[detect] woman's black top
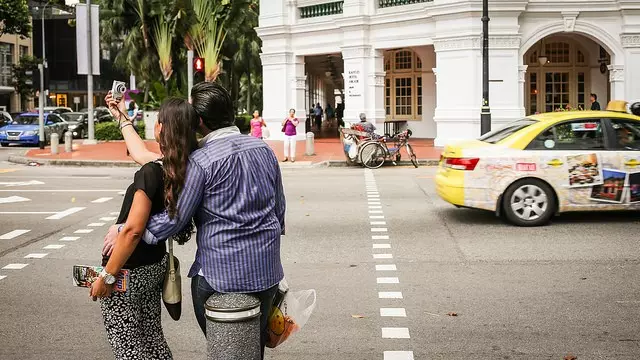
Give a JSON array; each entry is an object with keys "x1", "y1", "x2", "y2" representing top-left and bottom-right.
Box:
[{"x1": 102, "y1": 161, "x2": 166, "y2": 269}]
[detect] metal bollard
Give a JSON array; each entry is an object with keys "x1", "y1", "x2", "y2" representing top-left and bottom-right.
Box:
[
  {"x1": 305, "y1": 132, "x2": 315, "y2": 156},
  {"x1": 205, "y1": 293, "x2": 261, "y2": 360},
  {"x1": 50, "y1": 133, "x2": 59, "y2": 154},
  {"x1": 64, "y1": 132, "x2": 73, "y2": 153}
]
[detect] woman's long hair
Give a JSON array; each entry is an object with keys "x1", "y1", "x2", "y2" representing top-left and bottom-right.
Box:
[{"x1": 157, "y1": 98, "x2": 199, "y2": 244}]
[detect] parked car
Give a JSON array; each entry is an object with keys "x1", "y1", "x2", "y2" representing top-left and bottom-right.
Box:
[
  {"x1": 44, "y1": 106, "x2": 73, "y2": 114},
  {"x1": 0, "y1": 111, "x2": 12, "y2": 128},
  {"x1": 61, "y1": 112, "x2": 90, "y2": 139},
  {"x1": 436, "y1": 100, "x2": 640, "y2": 226},
  {"x1": 0, "y1": 112, "x2": 69, "y2": 147},
  {"x1": 80, "y1": 107, "x2": 114, "y2": 122}
]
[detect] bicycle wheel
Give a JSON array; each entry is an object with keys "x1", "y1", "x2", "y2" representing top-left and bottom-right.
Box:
[
  {"x1": 406, "y1": 143, "x2": 418, "y2": 168},
  {"x1": 359, "y1": 142, "x2": 386, "y2": 169}
]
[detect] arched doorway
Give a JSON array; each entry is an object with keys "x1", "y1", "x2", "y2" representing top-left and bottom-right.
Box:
[{"x1": 523, "y1": 34, "x2": 611, "y2": 115}]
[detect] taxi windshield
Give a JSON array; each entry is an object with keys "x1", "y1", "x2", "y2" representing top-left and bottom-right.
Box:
[{"x1": 479, "y1": 118, "x2": 537, "y2": 144}]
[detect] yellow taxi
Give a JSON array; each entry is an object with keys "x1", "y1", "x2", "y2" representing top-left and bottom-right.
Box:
[{"x1": 436, "y1": 100, "x2": 640, "y2": 226}]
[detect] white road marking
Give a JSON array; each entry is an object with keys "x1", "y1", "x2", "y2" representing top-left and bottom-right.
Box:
[
  {"x1": 368, "y1": 202, "x2": 381, "y2": 205},
  {"x1": 377, "y1": 277, "x2": 399, "y2": 284},
  {"x1": 88, "y1": 223, "x2": 105, "y2": 227},
  {"x1": 371, "y1": 228, "x2": 388, "y2": 232},
  {"x1": 373, "y1": 244, "x2": 391, "y2": 249},
  {"x1": 118, "y1": 191, "x2": 126, "y2": 195},
  {"x1": 373, "y1": 254, "x2": 393, "y2": 259},
  {"x1": 74, "y1": 229, "x2": 93, "y2": 234},
  {"x1": 380, "y1": 308, "x2": 407, "y2": 317},
  {"x1": 109, "y1": 212, "x2": 119, "y2": 216},
  {"x1": 59, "y1": 236, "x2": 80, "y2": 241},
  {"x1": 0, "y1": 211, "x2": 56, "y2": 215},
  {"x1": 371, "y1": 221, "x2": 386, "y2": 225},
  {"x1": 46, "y1": 207, "x2": 86, "y2": 220},
  {"x1": 381, "y1": 328, "x2": 410, "y2": 339},
  {"x1": 369, "y1": 206, "x2": 382, "y2": 209},
  {"x1": 384, "y1": 351, "x2": 414, "y2": 360},
  {"x1": 2, "y1": 263, "x2": 28, "y2": 270},
  {"x1": 376, "y1": 264, "x2": 397, "y2": 271},
  {"x1": 370, "y1": 215, "x2": 385, "y2": 219},
  {"x1": 0, "y1": 196, "x2": 31, "y2": 204},
  {"x1": 0, "y1": 275, "x2": 5, "y2": 281},
  {"x1": 100, "y1": 217, "x2": 117, "y2": 221},
  {"x1": 43, "y1": 244, "x2": 65, "y2": 249},
  {"x1": 372, "y1": 235, "x2": 389, "y2": 240},
  {"x1": 368, "y1": 195, "x2": 380, "y2": 198},
  {"x1": 369, "y1": 210, "x2": 383, "y2": 214},
  {"x1": 379, "y1": 291, "x2": 403, "y2": 299},
  {"x1": 0, "y1": 180, "x2": 44, "y2": 187},
  {"x1": 24, "y1": 253, "x2": 48, "y2": 259},
  {"x1": 92, "y1": 197, "x2": 113, "y2": 203},
  {"x1": 0, "y1": 230, "x2": 30, "y2": 240}
]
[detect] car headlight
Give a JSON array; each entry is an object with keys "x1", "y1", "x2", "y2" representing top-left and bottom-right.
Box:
[{"x1": 23, "y1": 131, "x2": 37, "y2": 136}]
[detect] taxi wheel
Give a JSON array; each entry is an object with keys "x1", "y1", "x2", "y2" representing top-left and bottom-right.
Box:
[{"x1": 502, "y1": 179, "x2": 556, "y2": 227}]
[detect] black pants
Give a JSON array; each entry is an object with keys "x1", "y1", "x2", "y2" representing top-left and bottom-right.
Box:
[
  {"x1": 315, "y1": 115, "x2": 322, "y2": 130},
  {"x1": 191, "y1": 275, "x2": 278, "y2": 359}
]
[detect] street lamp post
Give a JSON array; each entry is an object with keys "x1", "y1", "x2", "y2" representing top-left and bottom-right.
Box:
[
  {"x1": 480, "y1": 0, "x2": 491, "y2": 135},
  {"x1": 38, "y1": 2, "x2": 51, "y2": 149}
]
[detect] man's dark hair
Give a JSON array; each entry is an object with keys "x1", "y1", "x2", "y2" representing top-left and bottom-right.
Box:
[
  {"x1": 591, "y1": 93, "x2": 597, "y2": 100},
  {"x1": 190, "y1": 82, "x2": 235, "y2": 131}
]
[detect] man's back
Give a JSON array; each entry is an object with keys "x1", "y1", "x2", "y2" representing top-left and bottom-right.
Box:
[{"x1": 189, "y1": 134, "x2": 285, "y2": 292}]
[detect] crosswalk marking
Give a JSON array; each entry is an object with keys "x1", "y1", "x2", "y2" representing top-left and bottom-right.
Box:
[
  {"x1": 46, "y1": 207, "x2": 85, "y2": 220},
  {"x1": 88, "y1": 223, "x2": 105, "y2": 227},
  {"x1": 92, "y1": 197, "x2": 113, "y2": 203},
  {"x1": 59, "y1": 236, "x2": 80, "y2": 241},
  {"x1": 2, "y1": 264, "x2": 28, "y2": 270},
  {"x1": 24, "y1": 253, "x2": 48, "y2": 259},
  {"x1": 74, "y1": 229, "x2": 93, "y2": 234},
  {"x1": 0, "y1": 275, "x2": 6, "y2": 281},
  {"x1": 100, "y1": 217, "x2": 117, "y2": 221},
  {"x1": 43, "y1": 244, "x2": 65, "y2": 249},
  {"x1": 0, "y1": 230, "x2": 30, "y2": 240}
]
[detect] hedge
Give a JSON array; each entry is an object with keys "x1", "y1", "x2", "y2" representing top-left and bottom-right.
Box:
[
  {"x1": 95, "y1": 121, "x2": 146, "y2": 141},
  {"x1": 235, "y1": 114, "x2": 252, "y2": 135}
]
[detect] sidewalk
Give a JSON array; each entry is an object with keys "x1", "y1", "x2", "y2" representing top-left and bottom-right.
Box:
[{"x1": 9, "y1": 138, "x2": 441, "y2": 167}]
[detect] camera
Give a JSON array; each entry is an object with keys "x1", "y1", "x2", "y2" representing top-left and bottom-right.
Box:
[{"x1": 111, "y1": 81, "x2": 127, "y2": 100}]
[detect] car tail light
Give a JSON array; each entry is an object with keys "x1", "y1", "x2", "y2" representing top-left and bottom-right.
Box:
[{"x1": 445, "y1": 157, "x2": 480, "y2": 171}]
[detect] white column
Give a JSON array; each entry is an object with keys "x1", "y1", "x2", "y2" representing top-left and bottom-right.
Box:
[
  {"x1": 433, "y1": 36, "x2": 482, "y2": 146},
  {"x1": 607, "y1": 64, "x2": 625, "y2": 101},
  {"x1": 518, "y1": 65, "x2": 528, "y2": 116},
  {"x1": 621, "y1": 34, "x2": 640, "y2": 101},
  {"x1": 414, "y1": 47, "x2": 437, "y2": 139},
  {"x1": 261, "y1": 52, "x2": 294, "y2": 141},
  {"x1": 368, "y1": 49, "x2": 385, "y2": 131},
  {"x1": 342, "y1": 46, "x2": 371, "y2": 125},
  {"x1": 486, "y1": 35, "x2": 523, "y2": 127},
  {"x1": 293, "y1": 56, "x2": 307, "y2": 139},
  {"x1": 258, "y1": 0, "x2": 288, "y2": 27}
]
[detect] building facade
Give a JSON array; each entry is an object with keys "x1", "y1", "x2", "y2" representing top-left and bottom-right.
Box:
[
  {"x1": 256, "y1": 0, "x2": 640, "y2": 145},
  {"x1": 0, "y1": 33, "x2": 33, "y2": 112}
]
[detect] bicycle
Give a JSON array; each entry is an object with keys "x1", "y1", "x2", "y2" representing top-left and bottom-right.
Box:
[{"x1": 358, "y1": 129, "x2": 418, "y2": 169}]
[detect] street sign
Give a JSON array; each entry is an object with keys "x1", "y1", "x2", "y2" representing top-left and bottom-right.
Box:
[
  {"x1": 0, "y1": 196, "x2": 31, "y2": 204},
  {"x1": 0, "y1": 180, "x2": 45, "y2": 187}
]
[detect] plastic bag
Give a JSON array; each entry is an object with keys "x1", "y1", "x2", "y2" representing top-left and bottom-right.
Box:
[
  {"x1": 348, "y1": 142, "x2": 358, "y2": 159},
  {"x1": 266, "y1": 279, "x2": 316, "y2": 348},
  {"x1": 262, "y1": 126, "x2": 271, "y2": 139}
]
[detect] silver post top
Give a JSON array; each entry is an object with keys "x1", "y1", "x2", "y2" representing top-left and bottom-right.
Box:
[{"x1": 205, "y1": 293, "x2": 261, "y2": 323}]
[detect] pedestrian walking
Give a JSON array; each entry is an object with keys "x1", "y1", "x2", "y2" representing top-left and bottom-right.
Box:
[
  {"x1": 92, "y1": 95, "x2": 199, "y2": 360},
  {"x1": 250, "y1": 110, "x2": 267, "y2": 139},
  {"x1": 590, "y1": 93, "x2": 601, "y2": 111},
  {"x1": 314, "y1": 103, "x2": 323, "y2": 131},
  {"x1": 282, "y1": 108, "x2": 299, "y2": 162},
  {"x1": 104, "y1": 82, "x2": 285, "y2": 360}
]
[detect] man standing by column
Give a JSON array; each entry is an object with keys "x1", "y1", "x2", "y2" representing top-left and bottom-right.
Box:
[{"x1": 590, "y1": 93, "x2": 601, "y2": 110}]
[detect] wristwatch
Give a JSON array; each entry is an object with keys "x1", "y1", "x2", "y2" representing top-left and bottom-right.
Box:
[{"x1": 99, "y1": 269, "x2": 117, "y2": 285}]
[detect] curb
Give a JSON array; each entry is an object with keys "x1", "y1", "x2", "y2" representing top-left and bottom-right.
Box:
[
  {"x1": 8, "y1": 155, "x2": 141, "y2": 168},
  {"x1": 8, "y1": 155, "x2": 440, "y2": 168}
]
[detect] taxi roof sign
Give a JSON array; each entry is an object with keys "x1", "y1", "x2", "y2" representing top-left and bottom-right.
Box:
[{"x1": 606, "y1": 100, "x2": 628, "y2": 112}]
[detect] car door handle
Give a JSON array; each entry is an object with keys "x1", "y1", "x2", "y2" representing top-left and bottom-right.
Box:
[
  {"x1": 625, "y1": 159, "x2": 640, "y2": 166},
  {"x1": 547, "y1": 159, "x2": 564, "y2": 166}
]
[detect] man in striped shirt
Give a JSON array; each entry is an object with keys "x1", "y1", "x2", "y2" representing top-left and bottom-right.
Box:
[{"x1": 142, "y1": 82, "x2": 285, "y2": 355}]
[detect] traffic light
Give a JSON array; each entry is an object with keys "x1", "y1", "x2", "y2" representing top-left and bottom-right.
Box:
[
  {"x1": 26, "y1": 66, "x2": 49, "y2": 91},
  {"x1": 194, "y1": 57, "x2": 204, "y2": 73}
]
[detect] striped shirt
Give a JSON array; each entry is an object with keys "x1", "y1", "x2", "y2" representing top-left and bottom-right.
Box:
[{"x1": 142, "y1": 133, "x2": 285, "y2": 293}]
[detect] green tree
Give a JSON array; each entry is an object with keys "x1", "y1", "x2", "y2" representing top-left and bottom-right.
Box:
[{"x1": 0, "y1": 0, "x2": 31, "y2": 37}]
